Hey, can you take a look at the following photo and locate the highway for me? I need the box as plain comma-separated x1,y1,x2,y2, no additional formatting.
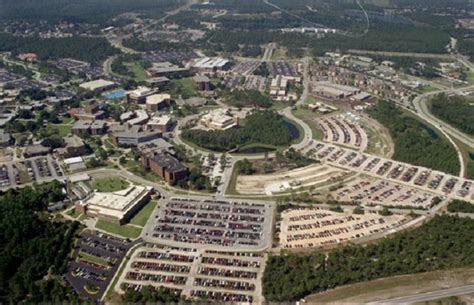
367,285,474,304
412,86,474,150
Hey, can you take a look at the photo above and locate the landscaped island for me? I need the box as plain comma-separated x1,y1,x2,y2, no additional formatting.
367,100,460,175
181,110,299,152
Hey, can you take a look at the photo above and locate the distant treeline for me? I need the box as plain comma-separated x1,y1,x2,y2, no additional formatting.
0,0,181,24
0,33,119,64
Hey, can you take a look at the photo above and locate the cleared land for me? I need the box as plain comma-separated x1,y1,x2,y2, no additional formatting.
236,164,349,195
306,268,474,304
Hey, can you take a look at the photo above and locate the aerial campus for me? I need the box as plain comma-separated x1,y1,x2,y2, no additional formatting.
0,0,474,304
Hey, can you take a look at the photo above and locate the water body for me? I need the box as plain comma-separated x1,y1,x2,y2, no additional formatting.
234,120,300,154
103,89,126,99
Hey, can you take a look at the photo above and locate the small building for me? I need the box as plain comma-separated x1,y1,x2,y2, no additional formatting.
148,62,190,78
145,77,170,89
69,102,105,121
79,79,116,92
193,75,210,91
75,185,154,225
0,129,11,147
111,125,161,147
146,94,171,112
122,110,149,126
192,57,231,75
72,120,106,137
24,144,50,158
18,53,37,62
62,135,88,158
142,152,188,183
147,115,172,132
126,86,157,104
200,109,237,130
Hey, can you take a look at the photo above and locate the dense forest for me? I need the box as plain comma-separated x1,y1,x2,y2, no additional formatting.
263,215,474,301
181,110,294,152
447,199,474,214
208,22,450,54
0,33,119,64
0,181,81,303
367,100,460,175
0,0,181,24
430,94,474,136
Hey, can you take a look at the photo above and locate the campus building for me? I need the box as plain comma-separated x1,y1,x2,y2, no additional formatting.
75,185,154,225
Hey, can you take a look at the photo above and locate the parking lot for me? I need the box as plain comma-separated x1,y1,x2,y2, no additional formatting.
278,207,407,249
318,116,368,151
230,61,260,75
222,76,242,91
0,68,22,85
64,231,134,301
244,75,266,92
143,51,199,63
0,156,64,190
299,140,474,201
268,61,295,77
335,178,439,209
145,197,274,251
116,243,266,303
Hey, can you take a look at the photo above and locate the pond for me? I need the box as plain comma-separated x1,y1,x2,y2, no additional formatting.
233,120,300,154
235,146,276,154
103,89,126,99
284,120,301,140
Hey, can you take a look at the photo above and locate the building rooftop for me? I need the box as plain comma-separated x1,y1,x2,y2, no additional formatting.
79,79,115,91
79,185,153,219
146,94,171,105
150,153,186,173
64,135,85,148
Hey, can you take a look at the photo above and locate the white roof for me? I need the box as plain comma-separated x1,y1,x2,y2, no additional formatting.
146,94,171,105
127,86,154,97
79,79,115,90
148,115,171,126
64,156,84,165
80,185,153,219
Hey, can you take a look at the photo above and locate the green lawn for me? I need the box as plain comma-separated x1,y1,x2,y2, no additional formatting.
124,62,149,81
292,107,325,140
90,177,130,192
95,219,141,239
417,85,439,94
170,77,199,98
77,251,112,267
129,200,157,227
126,160,162,183
465,71,474,85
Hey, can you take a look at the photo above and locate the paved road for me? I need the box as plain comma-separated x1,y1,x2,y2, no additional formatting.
412,86,474,150
367,285,474,304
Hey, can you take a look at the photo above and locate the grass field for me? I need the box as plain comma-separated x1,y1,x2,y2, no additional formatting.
77,251,112,267
129,200,156,227
292,107,324,140
125,160,162,183
170,77,199,98
90,177,130,192
124,62,149,81
95,220,141,239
